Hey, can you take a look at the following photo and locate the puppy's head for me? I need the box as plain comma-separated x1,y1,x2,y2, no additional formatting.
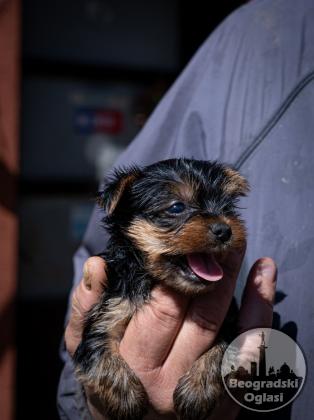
99,158,249,295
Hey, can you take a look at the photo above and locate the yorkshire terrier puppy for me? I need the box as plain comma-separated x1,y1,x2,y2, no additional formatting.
74,158,249,420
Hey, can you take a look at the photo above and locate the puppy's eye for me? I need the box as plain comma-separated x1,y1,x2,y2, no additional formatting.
166,202,186,214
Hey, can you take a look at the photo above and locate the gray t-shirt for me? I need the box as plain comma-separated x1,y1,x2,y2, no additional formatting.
58,0,314,418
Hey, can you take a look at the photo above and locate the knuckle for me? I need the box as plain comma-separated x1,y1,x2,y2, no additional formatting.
149,301,180,327
64,325,74,355
189,311,220,335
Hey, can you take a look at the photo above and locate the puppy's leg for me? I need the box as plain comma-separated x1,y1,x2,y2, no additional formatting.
74,297,148,420
173,341,227,420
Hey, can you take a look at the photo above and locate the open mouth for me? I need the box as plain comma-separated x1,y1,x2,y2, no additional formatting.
187,253,224,281
173,253,224,283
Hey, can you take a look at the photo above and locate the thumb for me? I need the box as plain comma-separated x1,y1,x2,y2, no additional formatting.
208,258,277,420
65,256,107,356
237,257,277,332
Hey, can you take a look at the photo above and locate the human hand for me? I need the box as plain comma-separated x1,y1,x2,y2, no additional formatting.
65,253,276,419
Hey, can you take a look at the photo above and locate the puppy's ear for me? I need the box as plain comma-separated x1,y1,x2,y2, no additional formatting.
223,167,250,196
97,167,141,215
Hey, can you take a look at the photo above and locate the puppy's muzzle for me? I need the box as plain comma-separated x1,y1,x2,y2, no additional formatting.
210,223,232,243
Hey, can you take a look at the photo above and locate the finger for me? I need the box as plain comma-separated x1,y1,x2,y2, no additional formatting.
237,257,277,332
165,248,244,375
119,285,190,372
225,258,277,399
65,256,107,355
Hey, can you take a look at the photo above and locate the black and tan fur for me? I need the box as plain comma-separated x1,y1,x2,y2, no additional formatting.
74,158,249,420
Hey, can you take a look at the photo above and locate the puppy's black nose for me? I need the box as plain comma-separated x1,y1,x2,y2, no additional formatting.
211,223,232,242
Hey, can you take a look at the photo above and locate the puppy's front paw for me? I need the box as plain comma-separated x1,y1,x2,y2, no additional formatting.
173,343,226,420
77,353,148,420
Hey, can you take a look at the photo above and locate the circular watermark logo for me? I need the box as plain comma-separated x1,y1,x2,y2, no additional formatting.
221,328,306,412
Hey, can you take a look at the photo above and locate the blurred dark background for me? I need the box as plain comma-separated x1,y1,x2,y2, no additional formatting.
17,1,245,419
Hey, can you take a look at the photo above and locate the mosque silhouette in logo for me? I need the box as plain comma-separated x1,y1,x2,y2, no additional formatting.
224,331,304,409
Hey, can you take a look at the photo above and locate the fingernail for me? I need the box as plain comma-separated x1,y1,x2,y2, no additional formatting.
257,261,276,277
83,263,92,290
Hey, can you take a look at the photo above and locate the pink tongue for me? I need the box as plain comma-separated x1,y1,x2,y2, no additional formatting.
187,253,223,282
